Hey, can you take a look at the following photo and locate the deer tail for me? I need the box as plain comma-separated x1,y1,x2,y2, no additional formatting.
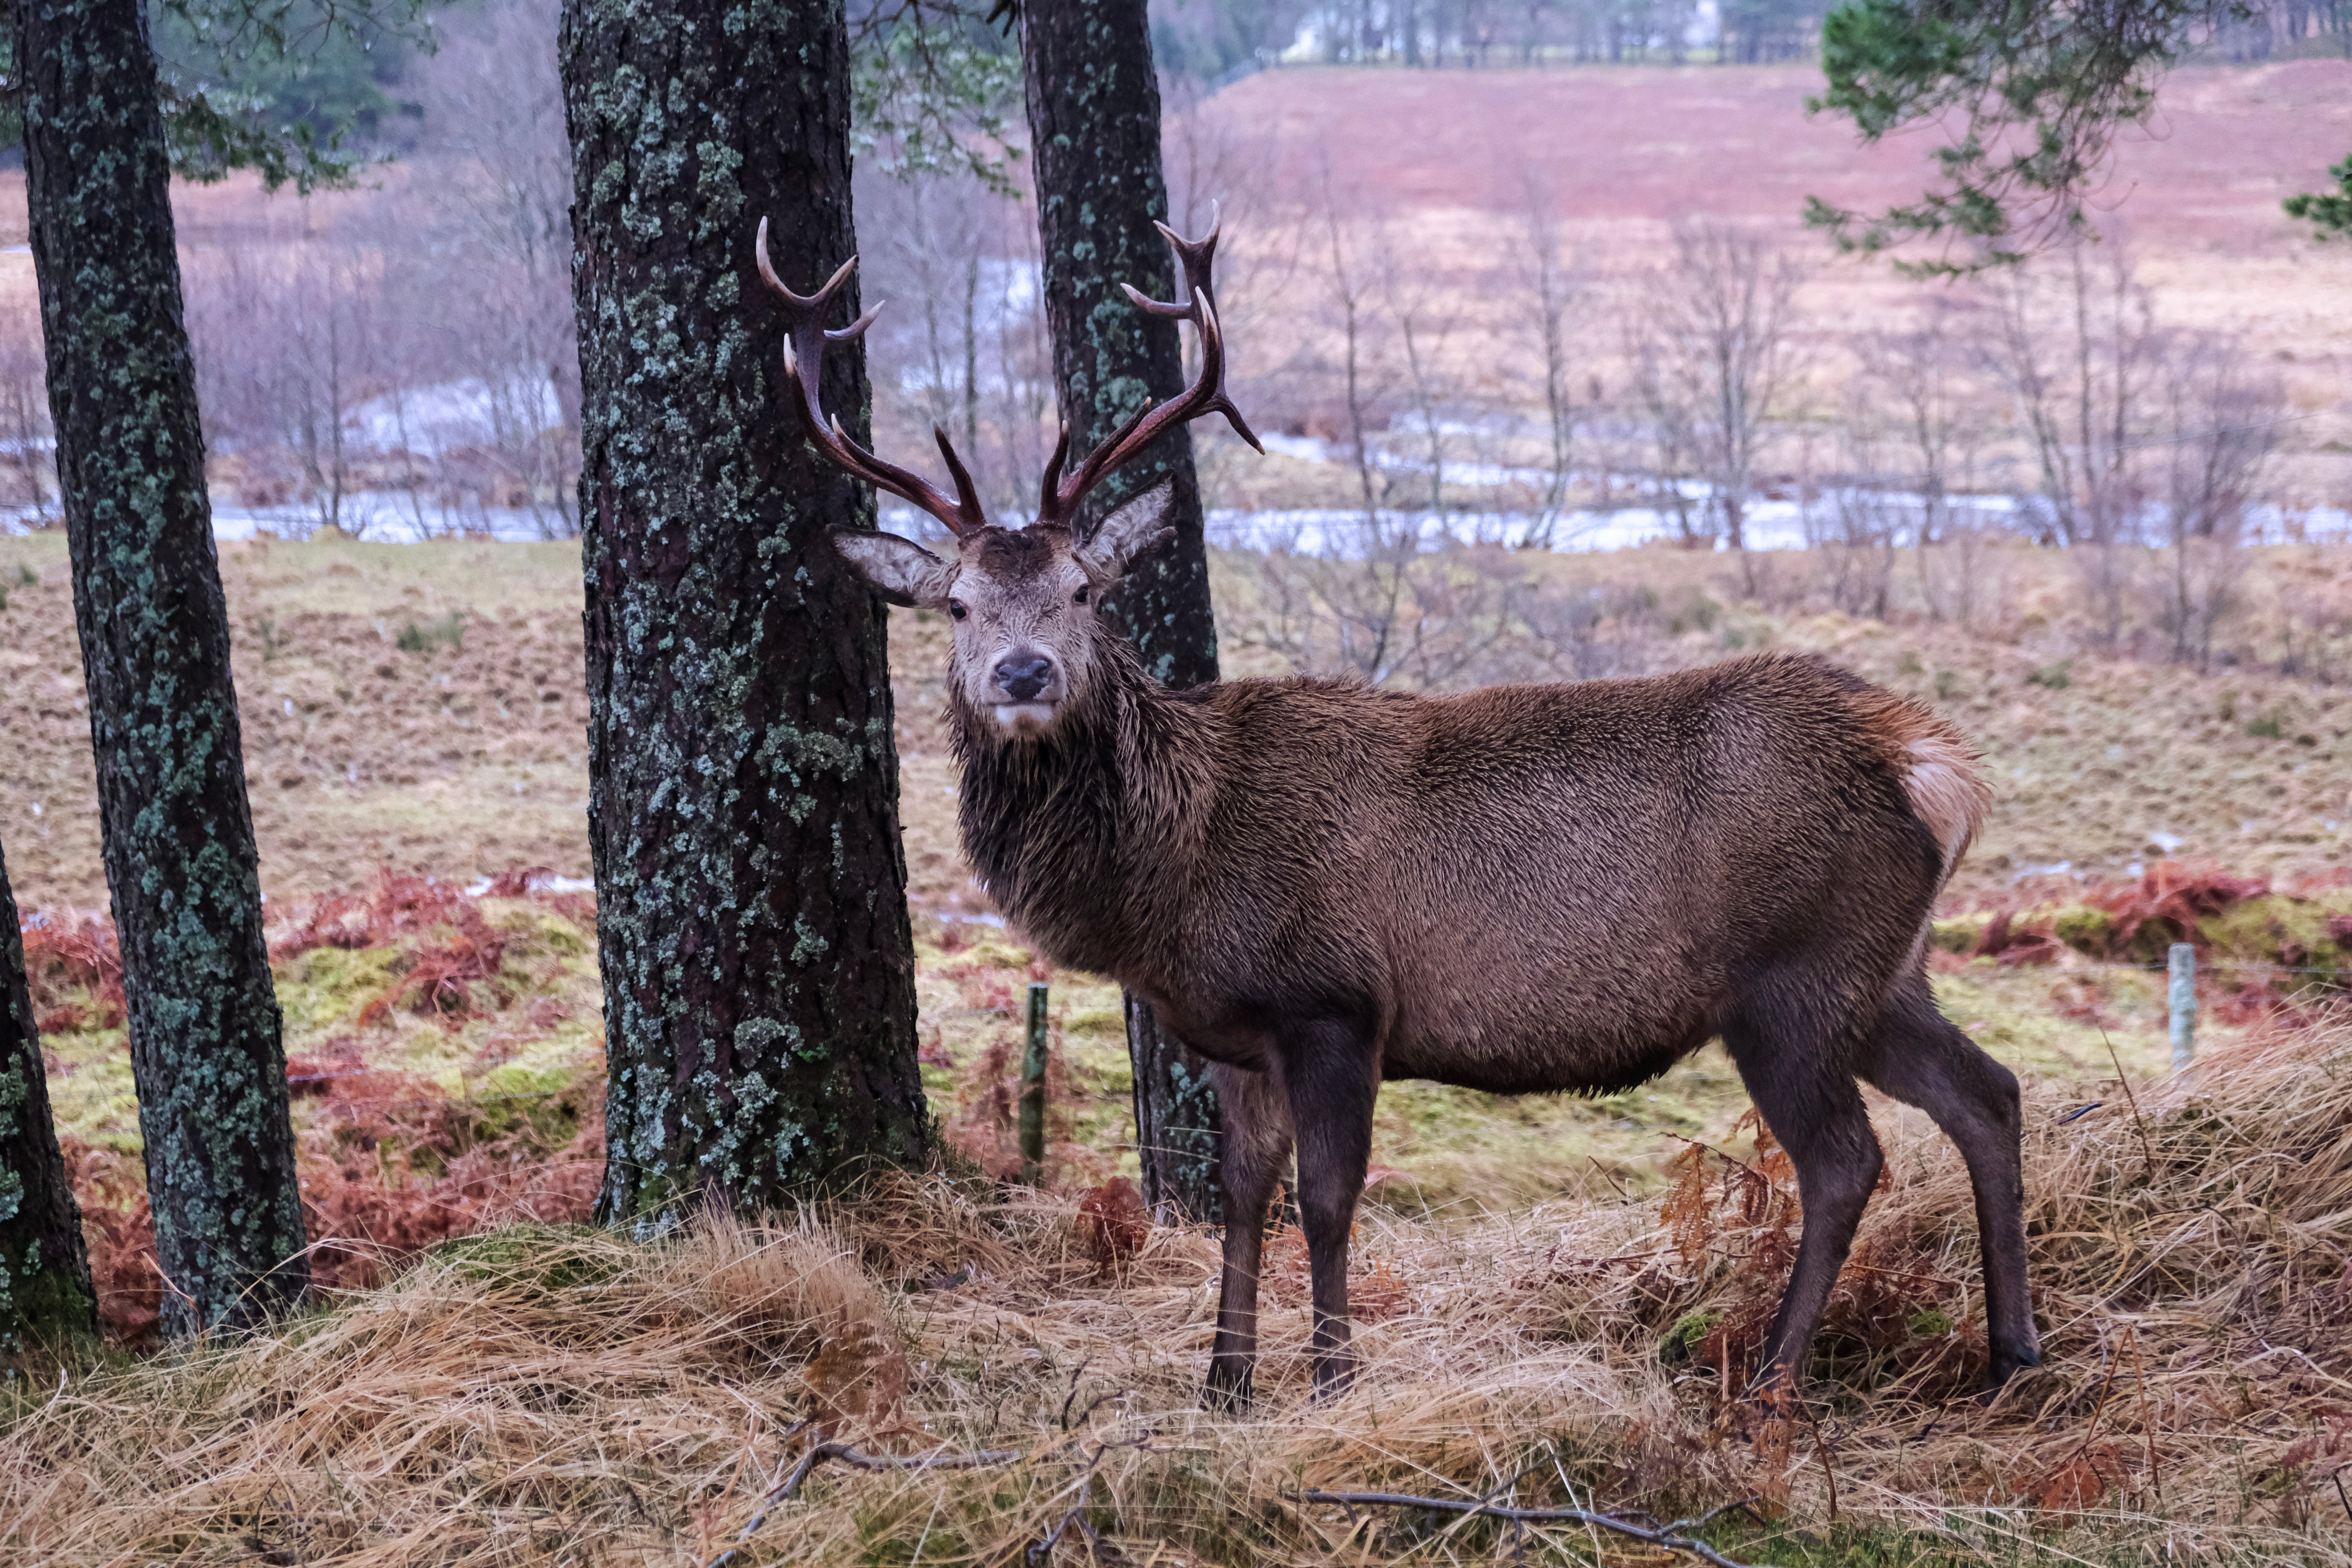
1857,692,1992,887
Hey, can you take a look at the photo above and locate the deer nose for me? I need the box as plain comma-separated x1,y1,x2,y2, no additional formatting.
994,653,1055,703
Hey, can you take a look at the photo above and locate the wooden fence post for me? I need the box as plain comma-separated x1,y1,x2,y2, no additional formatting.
2168,943,2197,1073
1020,982,1049,1185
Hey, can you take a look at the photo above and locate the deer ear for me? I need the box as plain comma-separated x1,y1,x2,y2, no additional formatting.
830,527,955,609
1074,483,1176,582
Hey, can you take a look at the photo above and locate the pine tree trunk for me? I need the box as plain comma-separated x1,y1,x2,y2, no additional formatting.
561,0,929,1219
0,836,96,1353
16,0,309,1335
1022,0,1223,1222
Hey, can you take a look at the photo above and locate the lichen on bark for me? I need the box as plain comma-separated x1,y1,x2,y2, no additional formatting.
1022,0,1224,1220
15,0,309,1335
560,0,929,1221
0,835,97,1356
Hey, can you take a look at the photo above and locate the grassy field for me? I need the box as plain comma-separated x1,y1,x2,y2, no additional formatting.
9,531,2351,1216
13,531,2351,1208
6,533,2352,1563
6,1027,2352,1565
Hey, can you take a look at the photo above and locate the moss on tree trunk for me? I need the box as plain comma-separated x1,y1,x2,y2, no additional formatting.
1022,0,1223,1222
560,0,929,1219
0,836,96,1356
15,0,309,1335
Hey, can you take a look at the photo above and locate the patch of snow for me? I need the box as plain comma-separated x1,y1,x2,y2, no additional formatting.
342,376,565,458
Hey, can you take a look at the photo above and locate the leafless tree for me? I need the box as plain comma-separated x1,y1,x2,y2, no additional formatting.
1160,77,1295,482
1306,181,1416,679
185,234,387,535
852,165,1067,527
1219,173,1511,690
1854,298,1993,620
1811,392,1898,618
1513,178,1588,549
1379,227,1461,521
1983,231,2162,647
2155,330,2281,671
1629,222,1804,553
0,304,55,516
397,0,580,534
1626,329,1707,546
861,172,1005,505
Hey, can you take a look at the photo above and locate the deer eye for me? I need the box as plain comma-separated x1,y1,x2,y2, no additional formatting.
948,601,968,621
1073,585,1089,606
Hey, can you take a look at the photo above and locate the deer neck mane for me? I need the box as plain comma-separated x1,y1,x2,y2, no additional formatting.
950,635,1217,982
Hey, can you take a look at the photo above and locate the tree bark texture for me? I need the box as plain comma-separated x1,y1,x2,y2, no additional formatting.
1125,995,1222,1222
1022,0,1223,1222
0,835,96,1354
561,0,929,1219
15,0,309,1335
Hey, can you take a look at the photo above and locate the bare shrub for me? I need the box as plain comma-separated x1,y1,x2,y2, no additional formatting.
856,172,1053,519
1512,177,1591,548
1506,570,1659,680
1237,526,1519,690
185,235,389,535
0,303,55,516
1855,300,1997,621
1984,232,2163,646
391,0,579,534
1628,222,1805,553
1815,485,1900,619
2155,331,2282,671
1922,519,2011,634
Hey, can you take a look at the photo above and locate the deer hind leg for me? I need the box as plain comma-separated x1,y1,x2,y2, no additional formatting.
1724,997,1885,1400
1205,1063,1292,1410
1859,968,2040,1390
1286,1026,1380,1401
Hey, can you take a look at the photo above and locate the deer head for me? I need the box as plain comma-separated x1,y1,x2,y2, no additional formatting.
754,213,1260,740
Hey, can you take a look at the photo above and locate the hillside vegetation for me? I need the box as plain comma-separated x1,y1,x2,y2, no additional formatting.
7,1021,2352,1564
7,535,2352,1562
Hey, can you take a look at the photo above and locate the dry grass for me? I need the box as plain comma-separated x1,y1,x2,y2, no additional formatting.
7,533,2352,912
8,1015,2352,1566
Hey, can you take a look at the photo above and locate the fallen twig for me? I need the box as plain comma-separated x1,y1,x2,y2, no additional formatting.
707,1437,1022,1567
2099,1027,2159,1181
2127,1324,2163,1508
1299,1489,1761,1568
1024,1433,1159,1566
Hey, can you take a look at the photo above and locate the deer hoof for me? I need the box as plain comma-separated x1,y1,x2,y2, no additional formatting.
1982,1343,2043,1395
1202,1364,1254,1412
1308,1356,1359,1404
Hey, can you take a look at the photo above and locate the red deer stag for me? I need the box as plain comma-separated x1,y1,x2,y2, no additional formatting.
754,214,2038,1407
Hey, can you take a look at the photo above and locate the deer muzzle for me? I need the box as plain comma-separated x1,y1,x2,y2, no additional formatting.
988,651,1064,735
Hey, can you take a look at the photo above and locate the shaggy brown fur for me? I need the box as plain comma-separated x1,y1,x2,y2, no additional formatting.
840,517,2034,1407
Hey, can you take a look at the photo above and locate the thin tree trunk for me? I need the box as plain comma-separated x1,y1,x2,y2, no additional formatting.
1022,0,1222,1222
0,835,95,1353
561,0,928,1219
17,0,309,1335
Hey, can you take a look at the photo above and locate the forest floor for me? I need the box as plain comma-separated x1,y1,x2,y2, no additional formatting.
5,534,2352,1563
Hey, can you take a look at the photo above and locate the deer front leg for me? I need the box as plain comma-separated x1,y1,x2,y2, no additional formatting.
1287,1031,1379,1400
1205,1063,1291,1410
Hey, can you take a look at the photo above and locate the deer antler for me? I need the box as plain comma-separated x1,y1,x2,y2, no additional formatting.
1035,208,1264,534
754,216,987,539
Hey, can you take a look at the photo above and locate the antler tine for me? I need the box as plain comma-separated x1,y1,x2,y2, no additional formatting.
753,216,987,539
1121,201,1224,318
1037,213,1262,532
